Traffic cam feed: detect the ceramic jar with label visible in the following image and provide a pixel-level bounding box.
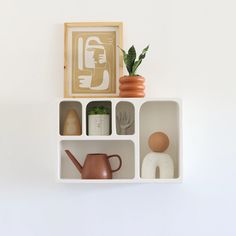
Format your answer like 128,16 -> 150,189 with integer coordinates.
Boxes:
88,114 -> 110,135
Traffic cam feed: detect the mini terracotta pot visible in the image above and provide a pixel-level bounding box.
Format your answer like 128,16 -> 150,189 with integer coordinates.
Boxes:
119,76 -> 145,98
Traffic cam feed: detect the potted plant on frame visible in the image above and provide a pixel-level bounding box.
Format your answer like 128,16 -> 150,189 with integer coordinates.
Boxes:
88,106 -> 111,135
118,45 -> 149,97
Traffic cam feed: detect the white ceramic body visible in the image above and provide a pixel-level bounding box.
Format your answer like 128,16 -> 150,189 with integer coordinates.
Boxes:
88,114 -> 110,136
141,152 -> 174,179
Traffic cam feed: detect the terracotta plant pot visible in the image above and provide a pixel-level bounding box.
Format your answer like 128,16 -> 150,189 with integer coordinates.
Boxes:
119,76 -> 145,97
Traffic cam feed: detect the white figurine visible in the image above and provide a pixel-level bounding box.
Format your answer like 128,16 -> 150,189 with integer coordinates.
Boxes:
141,132 -> 174,179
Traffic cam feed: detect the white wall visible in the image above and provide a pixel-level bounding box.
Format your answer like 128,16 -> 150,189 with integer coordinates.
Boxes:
0,0 -> 236,235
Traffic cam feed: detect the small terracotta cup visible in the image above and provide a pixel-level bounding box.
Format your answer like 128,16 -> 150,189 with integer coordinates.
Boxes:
119,76 -> 145,98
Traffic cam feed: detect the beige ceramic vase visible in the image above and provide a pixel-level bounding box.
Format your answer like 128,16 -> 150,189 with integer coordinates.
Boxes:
119,76 -> 145,97
63,109 -> 81,135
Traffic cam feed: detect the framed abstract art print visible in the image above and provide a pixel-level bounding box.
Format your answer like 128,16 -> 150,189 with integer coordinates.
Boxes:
64,22 -> 123,97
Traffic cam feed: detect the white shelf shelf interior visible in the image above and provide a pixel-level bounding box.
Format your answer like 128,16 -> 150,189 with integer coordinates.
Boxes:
58,98 -> 182,183
60,101 -> 82,136
60,140 -> 135,180
140,101 -> 180,178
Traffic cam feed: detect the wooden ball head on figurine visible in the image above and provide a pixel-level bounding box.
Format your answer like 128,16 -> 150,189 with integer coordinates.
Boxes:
148,132 -> 169,152
142,131 -> 174,179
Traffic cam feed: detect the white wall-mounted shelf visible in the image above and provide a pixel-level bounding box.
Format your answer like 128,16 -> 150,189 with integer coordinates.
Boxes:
57,98 -> 182,183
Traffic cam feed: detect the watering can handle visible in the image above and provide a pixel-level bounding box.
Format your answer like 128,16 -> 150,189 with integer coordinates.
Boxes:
107,154 -> 122,172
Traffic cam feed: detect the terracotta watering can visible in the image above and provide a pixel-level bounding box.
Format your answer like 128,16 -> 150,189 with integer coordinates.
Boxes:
65,150 -> 122,179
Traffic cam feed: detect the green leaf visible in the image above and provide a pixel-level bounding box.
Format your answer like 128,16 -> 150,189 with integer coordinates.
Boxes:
128,45 -> 136,59
89,110 -> 96,115
126,45 -> 136,75
138,45 -> 149,60
88,106 -> 110,115
117,46 -> 128,65
130,45 -> 149,75
131,60 -> 142,75
118,45 -> 149,75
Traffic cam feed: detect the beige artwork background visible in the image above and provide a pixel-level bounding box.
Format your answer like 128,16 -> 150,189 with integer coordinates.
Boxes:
72,31 -> 116,94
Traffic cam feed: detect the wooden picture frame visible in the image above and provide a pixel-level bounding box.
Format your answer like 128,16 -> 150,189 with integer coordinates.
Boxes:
64,22 -> 123,98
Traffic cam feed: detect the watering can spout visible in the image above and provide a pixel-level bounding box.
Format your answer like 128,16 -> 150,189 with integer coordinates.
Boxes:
65,150 -> 83,173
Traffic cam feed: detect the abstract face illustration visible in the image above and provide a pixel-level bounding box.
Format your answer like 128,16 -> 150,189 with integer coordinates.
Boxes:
72,31 -> 116,94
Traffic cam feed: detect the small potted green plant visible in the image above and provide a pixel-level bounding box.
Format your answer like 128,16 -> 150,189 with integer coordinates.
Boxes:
118,45 -> 149,97
88,106 -> 110,135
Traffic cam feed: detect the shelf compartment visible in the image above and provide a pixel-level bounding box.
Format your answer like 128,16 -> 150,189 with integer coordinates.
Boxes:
59,101 -> 82,136
116,101 -> 135,135
139,101 -> 180,178
86,101 -> 112,136
59,140 -> 135,180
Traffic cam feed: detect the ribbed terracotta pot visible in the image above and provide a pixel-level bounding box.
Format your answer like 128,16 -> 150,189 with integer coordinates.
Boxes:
119,76 -> 145,97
